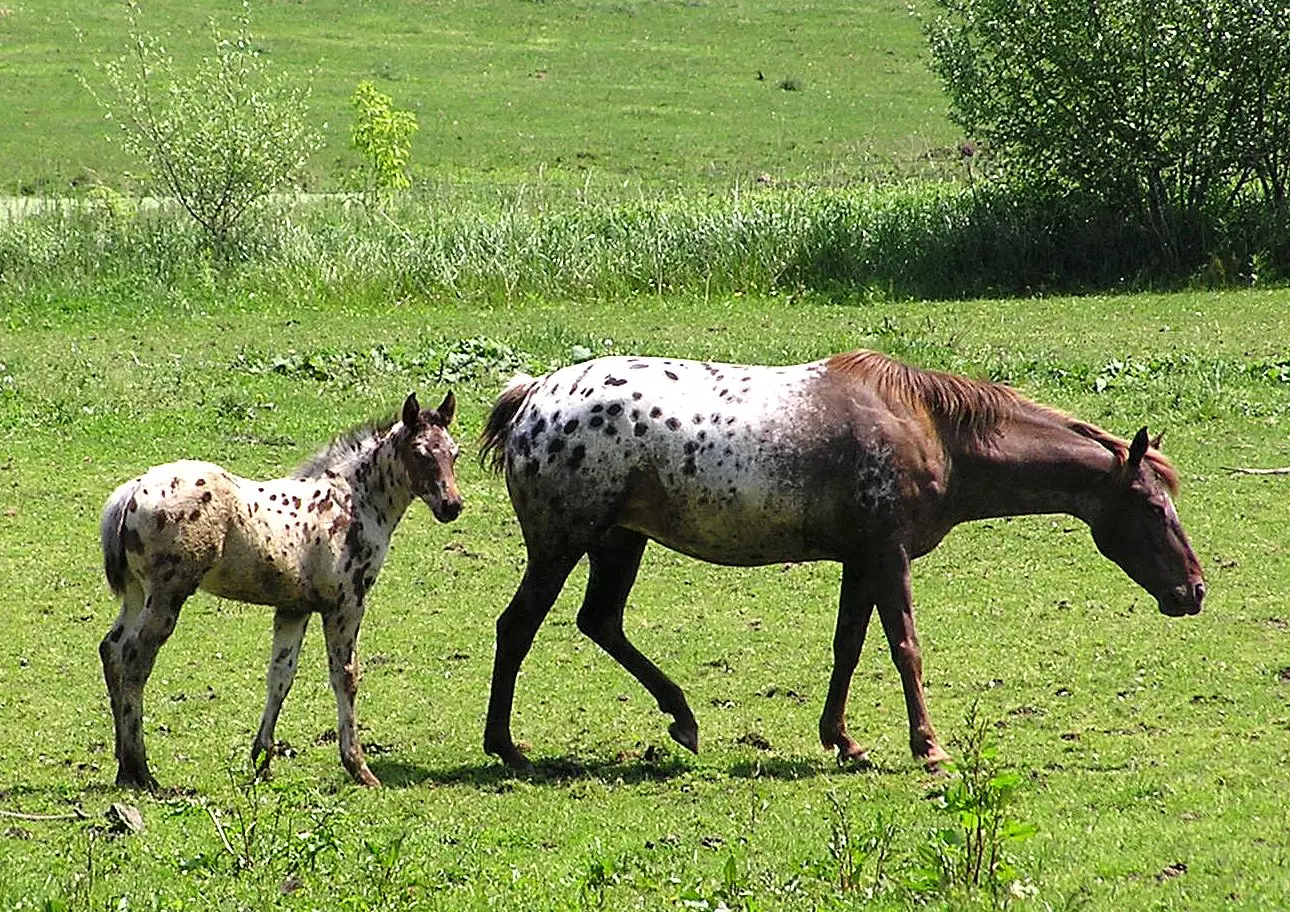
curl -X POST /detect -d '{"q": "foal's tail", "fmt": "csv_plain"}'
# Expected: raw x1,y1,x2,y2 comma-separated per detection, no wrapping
479,373,538,473
100,479,139,598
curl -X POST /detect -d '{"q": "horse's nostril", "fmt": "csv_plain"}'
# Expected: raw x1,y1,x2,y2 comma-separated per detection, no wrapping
1193,581,1206,603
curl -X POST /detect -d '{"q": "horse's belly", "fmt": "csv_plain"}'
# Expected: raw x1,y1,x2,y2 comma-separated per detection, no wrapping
619,472,851,566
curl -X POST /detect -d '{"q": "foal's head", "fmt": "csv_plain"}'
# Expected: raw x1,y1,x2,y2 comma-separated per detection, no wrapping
397,392,462,523
1087,428,1205,616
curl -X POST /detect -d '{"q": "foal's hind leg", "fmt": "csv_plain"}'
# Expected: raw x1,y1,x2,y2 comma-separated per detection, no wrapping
576,528,700,755
321,604,380,787
484,551,582,768
100,578,145,781
251,610,310,779
111,583,194,789
819,560,877,764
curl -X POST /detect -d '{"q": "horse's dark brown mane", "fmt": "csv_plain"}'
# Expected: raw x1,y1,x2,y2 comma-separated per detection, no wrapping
826,350,1180,493
292,414,399,479
826,350,1018,441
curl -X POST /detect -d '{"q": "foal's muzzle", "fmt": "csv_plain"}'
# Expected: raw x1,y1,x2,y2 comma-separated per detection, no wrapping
430,496,462,523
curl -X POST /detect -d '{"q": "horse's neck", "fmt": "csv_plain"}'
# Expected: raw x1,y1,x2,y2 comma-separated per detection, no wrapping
949,409,1118,524
334,433,414,530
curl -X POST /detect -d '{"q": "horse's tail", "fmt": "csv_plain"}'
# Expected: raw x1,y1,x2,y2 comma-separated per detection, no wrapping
479,373,538,473
100,479,139,598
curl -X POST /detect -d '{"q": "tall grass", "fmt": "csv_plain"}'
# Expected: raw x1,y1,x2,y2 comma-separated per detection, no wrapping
1,181,1285,307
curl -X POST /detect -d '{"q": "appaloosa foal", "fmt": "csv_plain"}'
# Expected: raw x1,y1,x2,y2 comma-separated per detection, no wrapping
100,392,461,789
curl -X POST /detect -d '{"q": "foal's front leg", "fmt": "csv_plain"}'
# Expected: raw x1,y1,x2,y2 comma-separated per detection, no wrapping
873,544,950,769
321,604,380,787
251,610,310,778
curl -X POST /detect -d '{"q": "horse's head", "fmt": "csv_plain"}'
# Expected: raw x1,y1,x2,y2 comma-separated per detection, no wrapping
399,391,463,523
1088,427,1205,616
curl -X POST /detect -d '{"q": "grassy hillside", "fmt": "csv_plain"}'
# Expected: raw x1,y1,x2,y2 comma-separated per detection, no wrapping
1,0,956,195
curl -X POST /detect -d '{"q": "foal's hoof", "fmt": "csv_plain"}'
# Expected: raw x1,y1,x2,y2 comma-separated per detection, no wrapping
115,769,160,792
667,721,700,754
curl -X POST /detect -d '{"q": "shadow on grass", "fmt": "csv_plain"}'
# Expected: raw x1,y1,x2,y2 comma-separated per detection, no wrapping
369,749,901,789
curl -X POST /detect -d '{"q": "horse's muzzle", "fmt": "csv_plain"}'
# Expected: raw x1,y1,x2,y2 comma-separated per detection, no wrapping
432,498,463,523
1158,579,1205,617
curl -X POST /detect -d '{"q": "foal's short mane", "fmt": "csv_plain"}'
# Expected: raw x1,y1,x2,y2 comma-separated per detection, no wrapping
292,414,398,479
826,350,1180,494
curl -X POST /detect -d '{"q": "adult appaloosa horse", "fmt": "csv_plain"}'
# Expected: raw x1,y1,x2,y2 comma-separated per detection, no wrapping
100,392,461,789
478,350,1205,770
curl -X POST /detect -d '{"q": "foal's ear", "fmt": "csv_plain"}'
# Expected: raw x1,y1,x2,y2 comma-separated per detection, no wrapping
436,390,456,427
402,392,422,428
1127,426,1151,469
1150,430,1165,450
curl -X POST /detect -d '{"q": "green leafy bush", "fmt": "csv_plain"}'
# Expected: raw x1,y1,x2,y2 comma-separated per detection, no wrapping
88,1,321,252
924,0,1290,263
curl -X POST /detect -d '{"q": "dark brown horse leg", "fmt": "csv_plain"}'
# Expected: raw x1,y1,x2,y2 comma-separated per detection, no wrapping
819,560,877,764
251,609,310,778
484,552,582,768
321,604,380,787
577,528,701,755
873,544,950,769
112,586,190,790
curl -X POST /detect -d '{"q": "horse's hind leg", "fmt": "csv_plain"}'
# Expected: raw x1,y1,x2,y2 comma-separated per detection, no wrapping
820,560,877,764
872,544,950,769
112,583,193,789
484,550,582,768
100,578,145,782
321,603,380,787
251,609,310,779
576,528,700,755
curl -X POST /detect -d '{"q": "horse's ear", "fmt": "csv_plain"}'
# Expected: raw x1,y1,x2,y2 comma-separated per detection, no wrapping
402,392,421,428
436,390,456,427
1128,426,1150,469
1150,430,1165,450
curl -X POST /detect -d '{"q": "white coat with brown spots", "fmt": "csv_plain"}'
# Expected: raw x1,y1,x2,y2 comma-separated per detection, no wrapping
99,392,461,790
479,351,1205,772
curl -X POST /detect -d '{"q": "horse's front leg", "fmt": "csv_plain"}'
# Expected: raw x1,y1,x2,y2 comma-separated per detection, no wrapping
819,560,877,764
578,529,700,754
321,604,380,787
873,543,950,769
251,610,310,779
484,553,581,768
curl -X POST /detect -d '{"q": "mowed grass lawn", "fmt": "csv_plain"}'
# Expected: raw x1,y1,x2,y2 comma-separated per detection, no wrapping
1,287,1288,909
2,0,954,195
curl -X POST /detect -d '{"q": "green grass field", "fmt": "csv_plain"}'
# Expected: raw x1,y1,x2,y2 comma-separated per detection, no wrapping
2,0,954,195
1,286,1288,909
2,0,1289,908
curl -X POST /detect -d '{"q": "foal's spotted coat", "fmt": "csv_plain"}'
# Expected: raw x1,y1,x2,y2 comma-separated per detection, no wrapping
480,351,1205,770
100,392,460,789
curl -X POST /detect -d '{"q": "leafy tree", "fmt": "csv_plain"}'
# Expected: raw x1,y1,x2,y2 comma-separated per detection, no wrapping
349,81,420,203
88,1,320,253
924,0,1290,261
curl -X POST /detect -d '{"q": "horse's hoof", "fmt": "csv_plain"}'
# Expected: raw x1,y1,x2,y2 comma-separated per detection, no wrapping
920,747,953,773
357,768,382,788
836,746,872,769
667,721,700,754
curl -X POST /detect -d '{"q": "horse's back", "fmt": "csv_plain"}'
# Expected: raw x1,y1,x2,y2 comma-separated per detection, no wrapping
496,355,903,563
